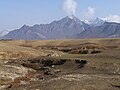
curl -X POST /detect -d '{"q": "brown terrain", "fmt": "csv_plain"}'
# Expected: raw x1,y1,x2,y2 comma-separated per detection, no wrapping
0,38,120,90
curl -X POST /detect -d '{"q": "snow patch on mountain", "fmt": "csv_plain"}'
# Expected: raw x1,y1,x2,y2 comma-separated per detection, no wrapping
102,15,120,23
0,30,10,37
85,17,105,26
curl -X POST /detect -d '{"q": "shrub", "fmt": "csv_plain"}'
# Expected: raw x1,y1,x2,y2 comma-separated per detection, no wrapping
91,50,101,54
41,59,53,66
53,59,67,65
75,60,81,63
75,60,87,68
81,60,87,65
79,50,89,54
60,49,72,52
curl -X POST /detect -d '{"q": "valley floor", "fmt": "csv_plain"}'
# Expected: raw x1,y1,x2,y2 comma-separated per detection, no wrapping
0,38,120,90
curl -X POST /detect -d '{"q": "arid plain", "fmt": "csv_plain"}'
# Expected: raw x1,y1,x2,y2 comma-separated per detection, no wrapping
0,38,120,90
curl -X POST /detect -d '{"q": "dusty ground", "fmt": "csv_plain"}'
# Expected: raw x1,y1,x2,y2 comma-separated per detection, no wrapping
0,38,120,90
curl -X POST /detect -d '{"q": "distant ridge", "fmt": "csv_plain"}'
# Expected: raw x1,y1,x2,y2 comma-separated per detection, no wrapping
1,16,120,40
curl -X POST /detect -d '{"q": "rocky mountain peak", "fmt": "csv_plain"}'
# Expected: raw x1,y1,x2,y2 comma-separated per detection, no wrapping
20,25,30,29
87,17,105,26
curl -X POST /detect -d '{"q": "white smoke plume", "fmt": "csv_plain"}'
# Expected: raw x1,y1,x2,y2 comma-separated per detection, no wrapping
84,7,96,19
63,0,77,17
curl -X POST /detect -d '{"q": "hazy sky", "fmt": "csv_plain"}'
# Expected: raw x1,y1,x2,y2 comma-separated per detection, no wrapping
0,0,120,30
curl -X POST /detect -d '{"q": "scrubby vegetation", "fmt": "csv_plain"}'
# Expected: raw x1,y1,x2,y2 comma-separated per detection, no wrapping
79,50,89,54
75,60,87,68
91,50,101,54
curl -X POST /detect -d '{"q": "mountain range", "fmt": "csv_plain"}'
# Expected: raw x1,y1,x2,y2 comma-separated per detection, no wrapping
1,16,120,40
